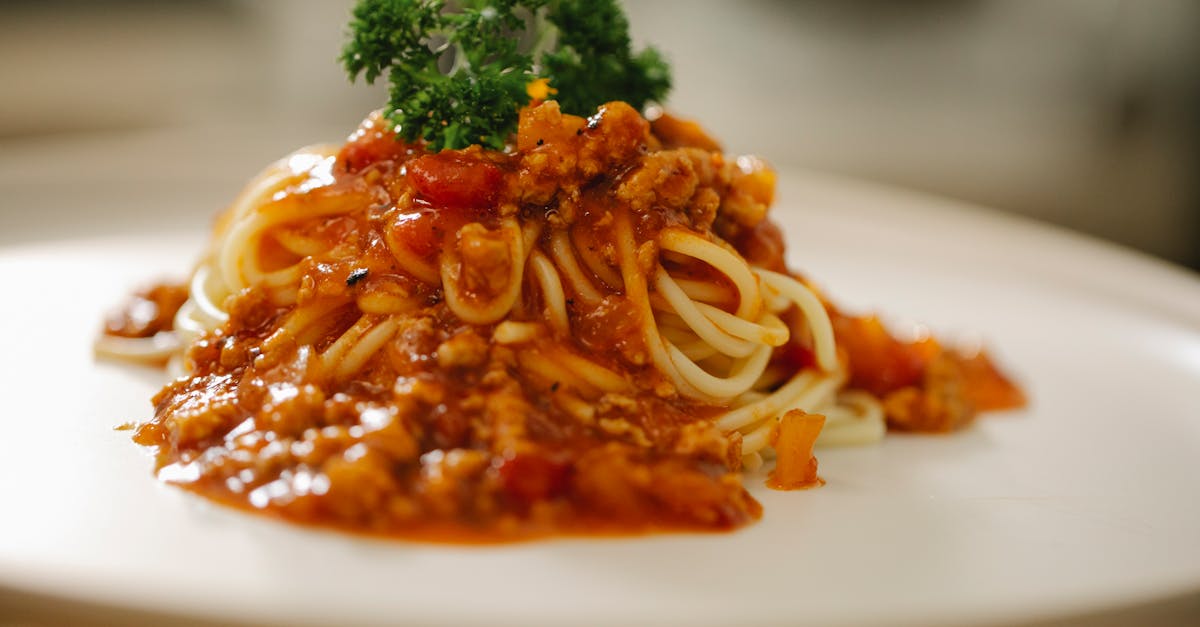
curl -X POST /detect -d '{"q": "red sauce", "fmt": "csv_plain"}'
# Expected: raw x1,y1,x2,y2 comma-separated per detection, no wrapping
103,283,188,338
407,150,503,209
131,103,767,541
339,115,410,172
122,102,1023,542
831,311,1023,432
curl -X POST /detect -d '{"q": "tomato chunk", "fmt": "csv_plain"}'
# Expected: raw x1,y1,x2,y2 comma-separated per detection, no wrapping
339,113,408,171
833,314,937,396
389,209,444,259
767,410,825,490
957,350,1027,411
408,152,502,209
498,451,570,507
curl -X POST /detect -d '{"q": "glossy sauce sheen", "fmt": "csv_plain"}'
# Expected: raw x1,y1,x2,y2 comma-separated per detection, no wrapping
124,102,1022,542
134,103,771,541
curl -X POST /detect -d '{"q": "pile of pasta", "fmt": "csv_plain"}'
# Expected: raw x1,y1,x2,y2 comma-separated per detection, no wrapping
98,101,1022,539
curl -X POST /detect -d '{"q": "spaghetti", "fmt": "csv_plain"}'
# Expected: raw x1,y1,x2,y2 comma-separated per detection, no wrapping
98,101,1023,540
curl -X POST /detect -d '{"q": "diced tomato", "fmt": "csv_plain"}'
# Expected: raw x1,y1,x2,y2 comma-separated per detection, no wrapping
833,314,936,396
767,410,825,490
775,338,816,373
734,218,787,272
389,206,483,259
389,209,444,258
957,351,1027,411
497,451,570,507
407,152,502,209
339,123,408,171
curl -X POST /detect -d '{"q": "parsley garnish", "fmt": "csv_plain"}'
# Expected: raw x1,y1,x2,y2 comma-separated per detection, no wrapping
341,0,671,151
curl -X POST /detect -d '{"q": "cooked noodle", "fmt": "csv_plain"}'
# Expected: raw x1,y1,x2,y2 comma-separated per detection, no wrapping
98,102,1021,540
104,142,889,453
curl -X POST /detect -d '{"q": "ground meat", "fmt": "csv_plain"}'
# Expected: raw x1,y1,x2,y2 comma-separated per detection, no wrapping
127,101,1017,543
615,149,700,214
719,155,775,229
435,330,489,369
103,283,189,338
457,222,513,296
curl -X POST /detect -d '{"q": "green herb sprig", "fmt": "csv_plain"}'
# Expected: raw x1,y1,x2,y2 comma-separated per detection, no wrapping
341,0,671,151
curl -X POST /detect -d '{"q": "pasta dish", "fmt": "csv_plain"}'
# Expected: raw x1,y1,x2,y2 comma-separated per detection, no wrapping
99,102,1022,540
96,1,1023,541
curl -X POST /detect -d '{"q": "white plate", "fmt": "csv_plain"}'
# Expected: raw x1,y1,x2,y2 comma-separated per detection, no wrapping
1,143,1199,626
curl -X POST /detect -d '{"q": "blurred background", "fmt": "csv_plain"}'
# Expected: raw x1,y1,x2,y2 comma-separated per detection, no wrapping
1,0,1197,268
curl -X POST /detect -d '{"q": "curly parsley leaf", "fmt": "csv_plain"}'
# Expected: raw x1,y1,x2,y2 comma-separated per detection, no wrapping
540,0,670,114
341,0,671,151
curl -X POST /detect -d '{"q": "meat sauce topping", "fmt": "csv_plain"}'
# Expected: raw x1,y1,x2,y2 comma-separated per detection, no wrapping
104,284,189,339
131,103,770,540
122,102,1022,541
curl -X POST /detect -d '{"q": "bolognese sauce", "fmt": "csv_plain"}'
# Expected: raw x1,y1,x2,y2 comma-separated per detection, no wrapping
105,101,1022,541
